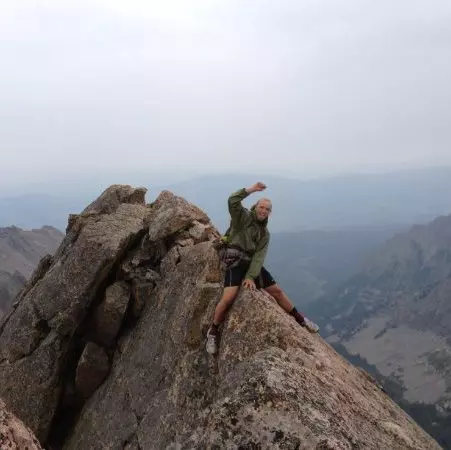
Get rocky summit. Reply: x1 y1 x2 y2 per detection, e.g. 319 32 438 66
0 185 441 449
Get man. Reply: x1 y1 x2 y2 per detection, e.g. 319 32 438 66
206 181 319 355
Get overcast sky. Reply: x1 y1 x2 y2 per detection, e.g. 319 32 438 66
1 0 451 189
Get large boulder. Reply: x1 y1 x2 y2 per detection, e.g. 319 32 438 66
0 185 151 442
77 184 147 217
75 342 110 399
63 243 439 449
146 190 216 242
89 281 131 347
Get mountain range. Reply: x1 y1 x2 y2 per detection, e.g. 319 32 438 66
1 166 451 232
0 226 63 317
307 212 451 447
1 174 451 446
159 167 451 232
266 224 407 303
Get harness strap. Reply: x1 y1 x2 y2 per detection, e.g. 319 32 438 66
217 245 251 270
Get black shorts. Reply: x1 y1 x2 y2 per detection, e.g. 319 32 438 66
224 261 276 289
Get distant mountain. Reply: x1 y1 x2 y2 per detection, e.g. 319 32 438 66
0 195 87 231
0 226 64 318
156 167 451 232
266 224 407 304
2 166 451 232
307 213 451 447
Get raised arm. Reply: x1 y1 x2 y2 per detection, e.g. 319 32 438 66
228 182 267 224
228 188 249 224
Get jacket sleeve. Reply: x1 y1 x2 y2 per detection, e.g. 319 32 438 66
228 188 250 225
245 233 270 280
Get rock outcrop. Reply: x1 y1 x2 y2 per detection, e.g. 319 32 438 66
0 399 42 449
0 185 441 449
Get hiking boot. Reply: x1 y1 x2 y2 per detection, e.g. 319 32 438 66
206 329 218 355
302 317 320 333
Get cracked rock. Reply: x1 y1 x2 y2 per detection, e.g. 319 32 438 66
75 342 110 399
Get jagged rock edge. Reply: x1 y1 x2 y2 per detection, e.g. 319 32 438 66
44 197 219 447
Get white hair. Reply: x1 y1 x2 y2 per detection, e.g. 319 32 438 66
257 198 272 210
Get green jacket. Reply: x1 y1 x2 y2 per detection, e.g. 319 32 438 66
222 188 270 280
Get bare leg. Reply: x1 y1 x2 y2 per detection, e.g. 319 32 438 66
264 283 319 333
206 286 240 354
213 286 240 325
264 284 296 314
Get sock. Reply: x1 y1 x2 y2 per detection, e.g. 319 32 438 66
209 323 219 336
290 307 305 325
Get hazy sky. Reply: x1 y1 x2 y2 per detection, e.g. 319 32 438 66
1 0 451 188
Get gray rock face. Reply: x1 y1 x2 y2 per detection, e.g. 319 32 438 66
0 399 42 450
90 281 130 346
146 190 213 242
75 342 110 399
130 279 157 319
80 184 147 217
0 185 441 450
64 253 440 450
64 240 223 450
0 185 151 442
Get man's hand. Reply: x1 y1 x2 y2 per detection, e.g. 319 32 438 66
246 182 267 194
242 278 256 290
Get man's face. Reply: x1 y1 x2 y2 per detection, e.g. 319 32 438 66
255 199 272 221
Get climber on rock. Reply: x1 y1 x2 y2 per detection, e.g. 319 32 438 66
206 182 319 355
